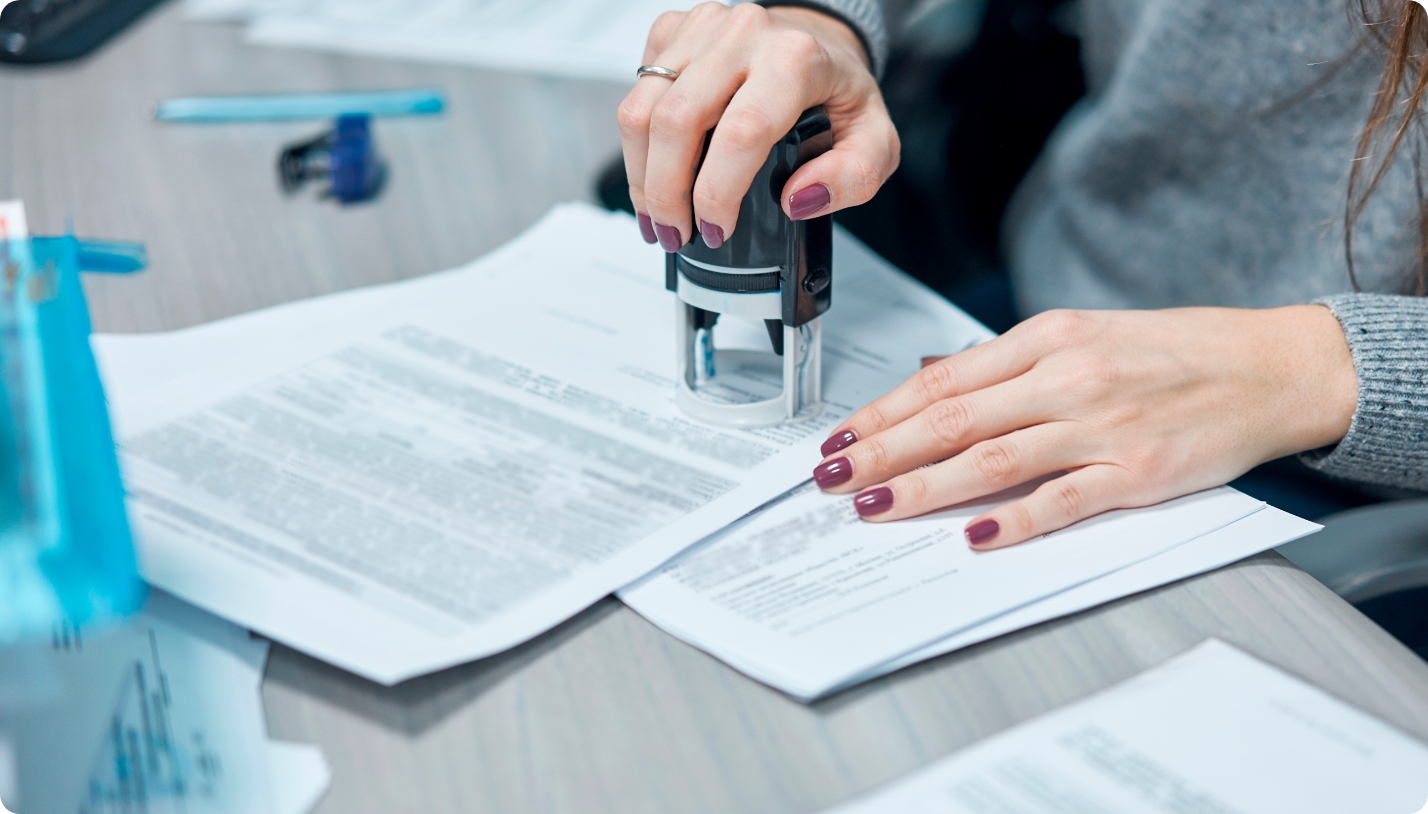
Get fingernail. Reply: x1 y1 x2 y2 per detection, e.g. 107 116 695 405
854 487 894 518
789 183 831 220
637 212 657 244
699 219 725 249
820 430 858 457
654 222 683 253
966 519 1000 547
813 457 854 489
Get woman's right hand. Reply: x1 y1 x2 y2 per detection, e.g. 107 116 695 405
618 2 899 251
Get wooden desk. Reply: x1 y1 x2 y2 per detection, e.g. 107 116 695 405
4 5 1427 812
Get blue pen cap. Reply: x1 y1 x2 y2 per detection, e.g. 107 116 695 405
0 235 146 643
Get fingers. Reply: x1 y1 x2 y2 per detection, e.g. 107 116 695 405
618 71 679 239
616 3 728 245
826 334 1042 453
847 422 1090 522
813 373 1052 495
645 34 788 250
692 48 896 240
688 27 837 242
961 464 1136 550
823 311 1102 452
780 101 900 221
617 0 896 252
643 8 684 58
847 430 1141 551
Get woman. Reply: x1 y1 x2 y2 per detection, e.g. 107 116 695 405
617 0 1428 550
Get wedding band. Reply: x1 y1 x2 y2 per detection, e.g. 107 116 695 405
637 65 680 80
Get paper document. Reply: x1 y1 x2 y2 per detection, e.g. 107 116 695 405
867 505 1319 682
267 742 332 814
0 593 330 814
619 481 1266 699
819 640 1428 813
182 0 293 22
96 203 993 684
188 0 711 83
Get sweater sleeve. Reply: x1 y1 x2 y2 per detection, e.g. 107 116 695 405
1299 293 1428 491
758 0 888 79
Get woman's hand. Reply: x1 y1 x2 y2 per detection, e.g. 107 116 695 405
617 2 898 251
813 307 1360 550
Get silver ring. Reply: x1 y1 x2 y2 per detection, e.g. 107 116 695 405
637 65 680 80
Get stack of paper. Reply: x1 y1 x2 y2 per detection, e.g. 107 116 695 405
182 0 709 83
0 593 329 814
619 483 1317 699
818 640 1428 813
92 204 1323 702
95 203 991 684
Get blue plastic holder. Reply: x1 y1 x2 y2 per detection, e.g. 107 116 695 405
0 235 147 643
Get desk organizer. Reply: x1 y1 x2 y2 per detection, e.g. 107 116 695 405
0 234 147 643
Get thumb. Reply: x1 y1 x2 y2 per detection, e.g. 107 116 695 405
781 115 900 220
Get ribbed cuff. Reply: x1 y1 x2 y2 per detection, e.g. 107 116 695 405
1299 293 1428 492
758 0 888 79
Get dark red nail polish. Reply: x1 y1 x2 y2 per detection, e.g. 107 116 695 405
699 219 725 249
789 183 831 220
637 212 657 244
966 519 1000 546
654 222 683 253
854 487 894 517
813 457 853 489
821 430 858 457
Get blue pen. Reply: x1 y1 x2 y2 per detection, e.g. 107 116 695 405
154 88 445 123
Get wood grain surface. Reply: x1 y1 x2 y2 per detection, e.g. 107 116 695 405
4 4 1427 813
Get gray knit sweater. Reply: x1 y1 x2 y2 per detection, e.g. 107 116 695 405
773 0 1428 493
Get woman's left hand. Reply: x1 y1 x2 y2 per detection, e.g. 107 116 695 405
812 306 1359 550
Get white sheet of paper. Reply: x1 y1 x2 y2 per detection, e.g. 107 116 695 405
95 260 489 423
96 203 993 685
618 479 1267 700
239 0 711 83
267 741 332 814
859 505 1320 685
0 594 306 814
819 639 1428 813
0 201 26 245
182 0 299 22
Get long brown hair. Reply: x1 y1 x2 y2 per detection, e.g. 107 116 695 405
1348 0 1428 295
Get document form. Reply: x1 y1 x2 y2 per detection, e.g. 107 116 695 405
819 640 1428 813
0 592 329 814
96 203 993 684
868 504 1320 683
182 0 295 22
619 481 1268 699
189 0 712 83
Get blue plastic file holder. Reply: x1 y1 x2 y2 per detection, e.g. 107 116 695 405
0 235 146 643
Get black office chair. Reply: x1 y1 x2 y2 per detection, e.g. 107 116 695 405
1279 500 1428 659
